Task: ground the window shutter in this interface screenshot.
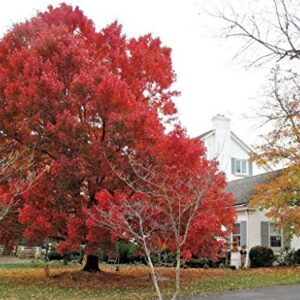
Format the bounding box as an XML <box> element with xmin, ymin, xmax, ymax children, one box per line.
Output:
<box><xmin>261</xmin><ymin>222</ymin><xmax>269</xmax><ymax>247</ymax></box>
<box><xmin>240</xmin><ymin>221</ymin><xmax>247</xmax><ymax>247</ymax></box>
<box><xmin>231</xmin><ymin>158</ymin><xmax>236</xmax><ymax>175</ymax></box>
<box><xmin>248</xmin><ymin>161</ymin><xmax>253</xmax><ymax>176</ymax></box>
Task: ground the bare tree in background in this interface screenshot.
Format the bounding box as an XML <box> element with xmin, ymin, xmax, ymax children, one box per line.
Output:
<box><xmin>0</xmin><ymin>150</ymin><xmax>37</xmax><ymax>222</ymax></box>
<box><xmin>216</xmin><ymin>0</ymin><xmax>300</xmax><ymax>66</ymax></box>
<box><xmin>210</xmin><ymin>0</ymin><xmax>300</xmax><ymax>237</ymax></box>
<box><xmin>209</xmin><ymin>0</ymin><xmax>300</xmax><ymax>164</ymax></box>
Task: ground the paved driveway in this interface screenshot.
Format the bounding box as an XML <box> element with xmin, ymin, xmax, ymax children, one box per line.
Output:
<box><xmin>0</xmin><ymin>256</ymin><xmax>32</xmax><ymax>264</ymax></box>
<box><xmin>181</xmin><ymin>284</ymin><xmax>300</xmax><ymax>300</ymax></box>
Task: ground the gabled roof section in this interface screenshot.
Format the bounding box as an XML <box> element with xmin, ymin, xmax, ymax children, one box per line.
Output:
<box><xmin>226</xmin><ymin>170</ymin><xmax>281</xmax><ymax>206</ymax></box>
<box><xmin>198</xmin><ymin>129</ymin><xmax>214</xmax><ymax>139</ymax></box>
<box><xmin>199</xmin><ymin>129</ymin><xmax>253</xmax><ymax>154</ymax></box>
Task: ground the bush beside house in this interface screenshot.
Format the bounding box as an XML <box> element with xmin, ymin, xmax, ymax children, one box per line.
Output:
<box><xmin>249</xmin><ymin>246</ymin><xmax>274</xmax><ymax>267</ymax></box>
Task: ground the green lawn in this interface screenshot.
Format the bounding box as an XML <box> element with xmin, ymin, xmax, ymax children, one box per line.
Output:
<box><xmin>0</xmin><ymin>260</ymin><xmax>300</xmax><ymax>299</ymax></box>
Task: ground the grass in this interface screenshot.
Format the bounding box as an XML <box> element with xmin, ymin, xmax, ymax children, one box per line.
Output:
<box><xmin>0</xmin><ymin>260</ymin><xmax>300</xmax><ymax>299</ymax></box>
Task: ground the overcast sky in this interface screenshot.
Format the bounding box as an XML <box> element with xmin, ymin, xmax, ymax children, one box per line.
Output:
<box><xmin>0</xmin><ymin>0</ymin><xmax>272</xmax><ymax>146</ymax></box>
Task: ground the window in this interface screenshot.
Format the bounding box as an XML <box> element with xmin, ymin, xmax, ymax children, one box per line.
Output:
<box><xmin>270</xmin><ymin>223</ymin><xmax>282</xmax><ymax>248</ymax></box>
<box><xmin>235</xmin><ymin>159</ymin><xmax>248</xmax><ymax>175</ymax></box>
<box><xmin>231</xmin><ymin>158</ymin><xmax>251</xmax><ymax>176</ymax></box>
<box><xmin>270</xmin><ymin>236</ymin><xmax>281</xmax><ymax>247</ymax></box>
<box><xmin>232</xmin><ymin>223</ymin><xmax>241</xmax><ymax>246</ymax></box>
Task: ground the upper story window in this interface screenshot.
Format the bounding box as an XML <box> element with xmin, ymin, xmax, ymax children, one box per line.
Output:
<box><xmin>231</xmin><ymin>158</ymin><xmax>252</xmax><ymax>176</ymax></box>
<box><xmin>235</xmin><ymin>159</ymin><xmax>248</xmax><ymax>175</ymax></box>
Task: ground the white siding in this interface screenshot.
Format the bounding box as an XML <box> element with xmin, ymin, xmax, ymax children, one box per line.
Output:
<box><xmin>236</xmin><ymin>210</ymin><xmax>248</xmax><ymax>223</ymax></box>
<box><xmin>247</xmin><ymin>210</ymin><xmax>268</xmax><ymax>250</ymax></box>
<box><xmin>291</xmin><ymin>236</ymin><xmax>300</xmax><ymax>250</ymax></box>
<box><xmin>203</xmin><ymin>134</ymin><xmax>215</xmax><ymax>161</ymax></box>
<box><xmin>243</xmin><ymin>209</ymin><xmax>284</xmax><ymax>253</ymax></box>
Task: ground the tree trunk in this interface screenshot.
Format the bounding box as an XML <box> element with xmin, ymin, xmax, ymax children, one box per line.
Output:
<box><xmin>142</xmin><ymin>236</ymin><xmax>163</xmax><ymax>300</ymax></box>
<box><xmin>145</xmin><ymin>250</ymin><xmax>163</xmax><ymax>300</ymax></box>
<box><xmin>82</xmin><ymin>255</ymin><xmax>100</xmax><ymax>272</ymax></box>
<box><xmin>172</xmin><ymin>248</ymin><xmax>181</xmax><ymax>300</ymax></box>
<box><xmin>63</xmin><ymin>254</ymin><xmax>68</xmax><ymax>265</ymax></box>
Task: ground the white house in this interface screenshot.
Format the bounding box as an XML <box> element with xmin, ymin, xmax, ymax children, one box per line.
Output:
<box><xmin>200</xmin><ymin>115</ymin><xmax>300</xmax><ymax>267</ymax></box>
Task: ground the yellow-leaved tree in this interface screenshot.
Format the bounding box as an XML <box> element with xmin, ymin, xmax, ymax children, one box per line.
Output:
<box><xmin>250</xmin><ymin>74</ymin><xmax>300</xmax><ymax>237</ymax></box>
<box><xmin>212</xmin><ymin>0</ymin><xmax>300</xmax><ymax>238</ymax></box>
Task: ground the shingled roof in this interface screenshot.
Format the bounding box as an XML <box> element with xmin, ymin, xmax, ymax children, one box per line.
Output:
<box><xmin>226</xmin><ymin>170</ymin><xmax>281</xmax><ymax>206</ymax></box>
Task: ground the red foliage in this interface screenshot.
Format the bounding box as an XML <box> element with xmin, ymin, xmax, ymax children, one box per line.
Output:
<box><xmin>0</xmin><ymin>4</ymin><xmax>177</xmax><ymax>252</ymax></box>
<box><xmin>87</xmin><ymin>129</ymin><xmax>236</xmax><ymax>261</ymax></box>
<box><xmin>0</xmin><ymin>3</ymin><xmax>235</xmax><ymax>259</ymax></box>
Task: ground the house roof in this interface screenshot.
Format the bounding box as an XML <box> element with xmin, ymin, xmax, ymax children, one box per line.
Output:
<box><xmin>198</xmin><ymin>130</ymin><xmax>214</xmax><ymax>139</ymax></box>
<box><xmin>226</xmin><ymin>170</ymin><xmax>281</xmax><ymax>206</ymax></box>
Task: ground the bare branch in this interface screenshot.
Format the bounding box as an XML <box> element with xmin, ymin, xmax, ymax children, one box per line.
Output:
<box><xmin>0</xmin><ymin>149</ymin><xmax>41</xmax><ymax>222</ymax></box>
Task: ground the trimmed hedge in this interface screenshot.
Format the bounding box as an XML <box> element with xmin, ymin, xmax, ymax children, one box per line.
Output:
<box><xmin>294</xmin><ymin>248</ymin><xmax>300</xmax><ymax>264</ymax></box>
<box><xmin>249</xmin><ymin>246</ymin><xmax>274</xmax><ymax>268</ymax></box>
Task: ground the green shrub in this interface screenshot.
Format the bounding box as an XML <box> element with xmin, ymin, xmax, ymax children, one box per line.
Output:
<box><xmin>97</xmin><ymin>241</ymin><xmax>141</xmax><ymax>264</ymax></box>
<box><xmin>294</xmin><ymin>249</ymin><xmax>300</xmax><ymax>264</ymax></box>
<box><xmin>64</xmin><ymin>250</ymin><xmax>82</xmax><ymax>262</ymax></box>
<box><xmin>48</xmin><ymin>250</ymin><xmax>63</xmax><ymax>261</ymax></box>
<box><xmin>117</xmin><ymin>241</ymin><xmax>139</xmax><ymax>264</ymax></box>
<box><xmin>150</xmin><ymin>249</ymin><xmax>176</xmax><ymax>267</ymax></box>
<box><xmin>249</xmin><ymin>246</ymin><xmax>274</xmax><ymax>268</ymax></box>
<box><xmin>48</xmin><ymin>249</ymin><xmax>82</xmax><ymax>263</ymax></box>
<box><xmin>275</xmin><ymin>249</ymin><xmax>297</xmax><ymax>266</ymax></box>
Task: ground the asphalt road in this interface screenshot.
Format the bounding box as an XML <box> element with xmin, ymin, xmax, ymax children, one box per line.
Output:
<box><xmin>181</xmin><ymin>284</ymin><xmax>300</xmax><ymax>300</ymax></box>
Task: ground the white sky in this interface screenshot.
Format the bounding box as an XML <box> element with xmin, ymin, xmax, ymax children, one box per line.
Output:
<box><xmin>0</xmin><ymin>0</ymin><xmax>271</xmax><ymax>146</ymax></box>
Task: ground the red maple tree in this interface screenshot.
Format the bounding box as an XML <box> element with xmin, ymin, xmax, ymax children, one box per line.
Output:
<box><xmin>0</xmin><ymin>3</ymin><xmax>235</xmax><ymax>277</ymax></box>
<box><xmin>0</xmin><ymin>3</ymin><xmax>177</xmax><ymax>270</ymax></box>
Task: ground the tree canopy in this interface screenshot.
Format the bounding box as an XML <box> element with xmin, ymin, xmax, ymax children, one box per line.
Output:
<box><xmin>0</xmin><ymin>3</ymin><xmax>235</xmax><ymax>275</ymax></box>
